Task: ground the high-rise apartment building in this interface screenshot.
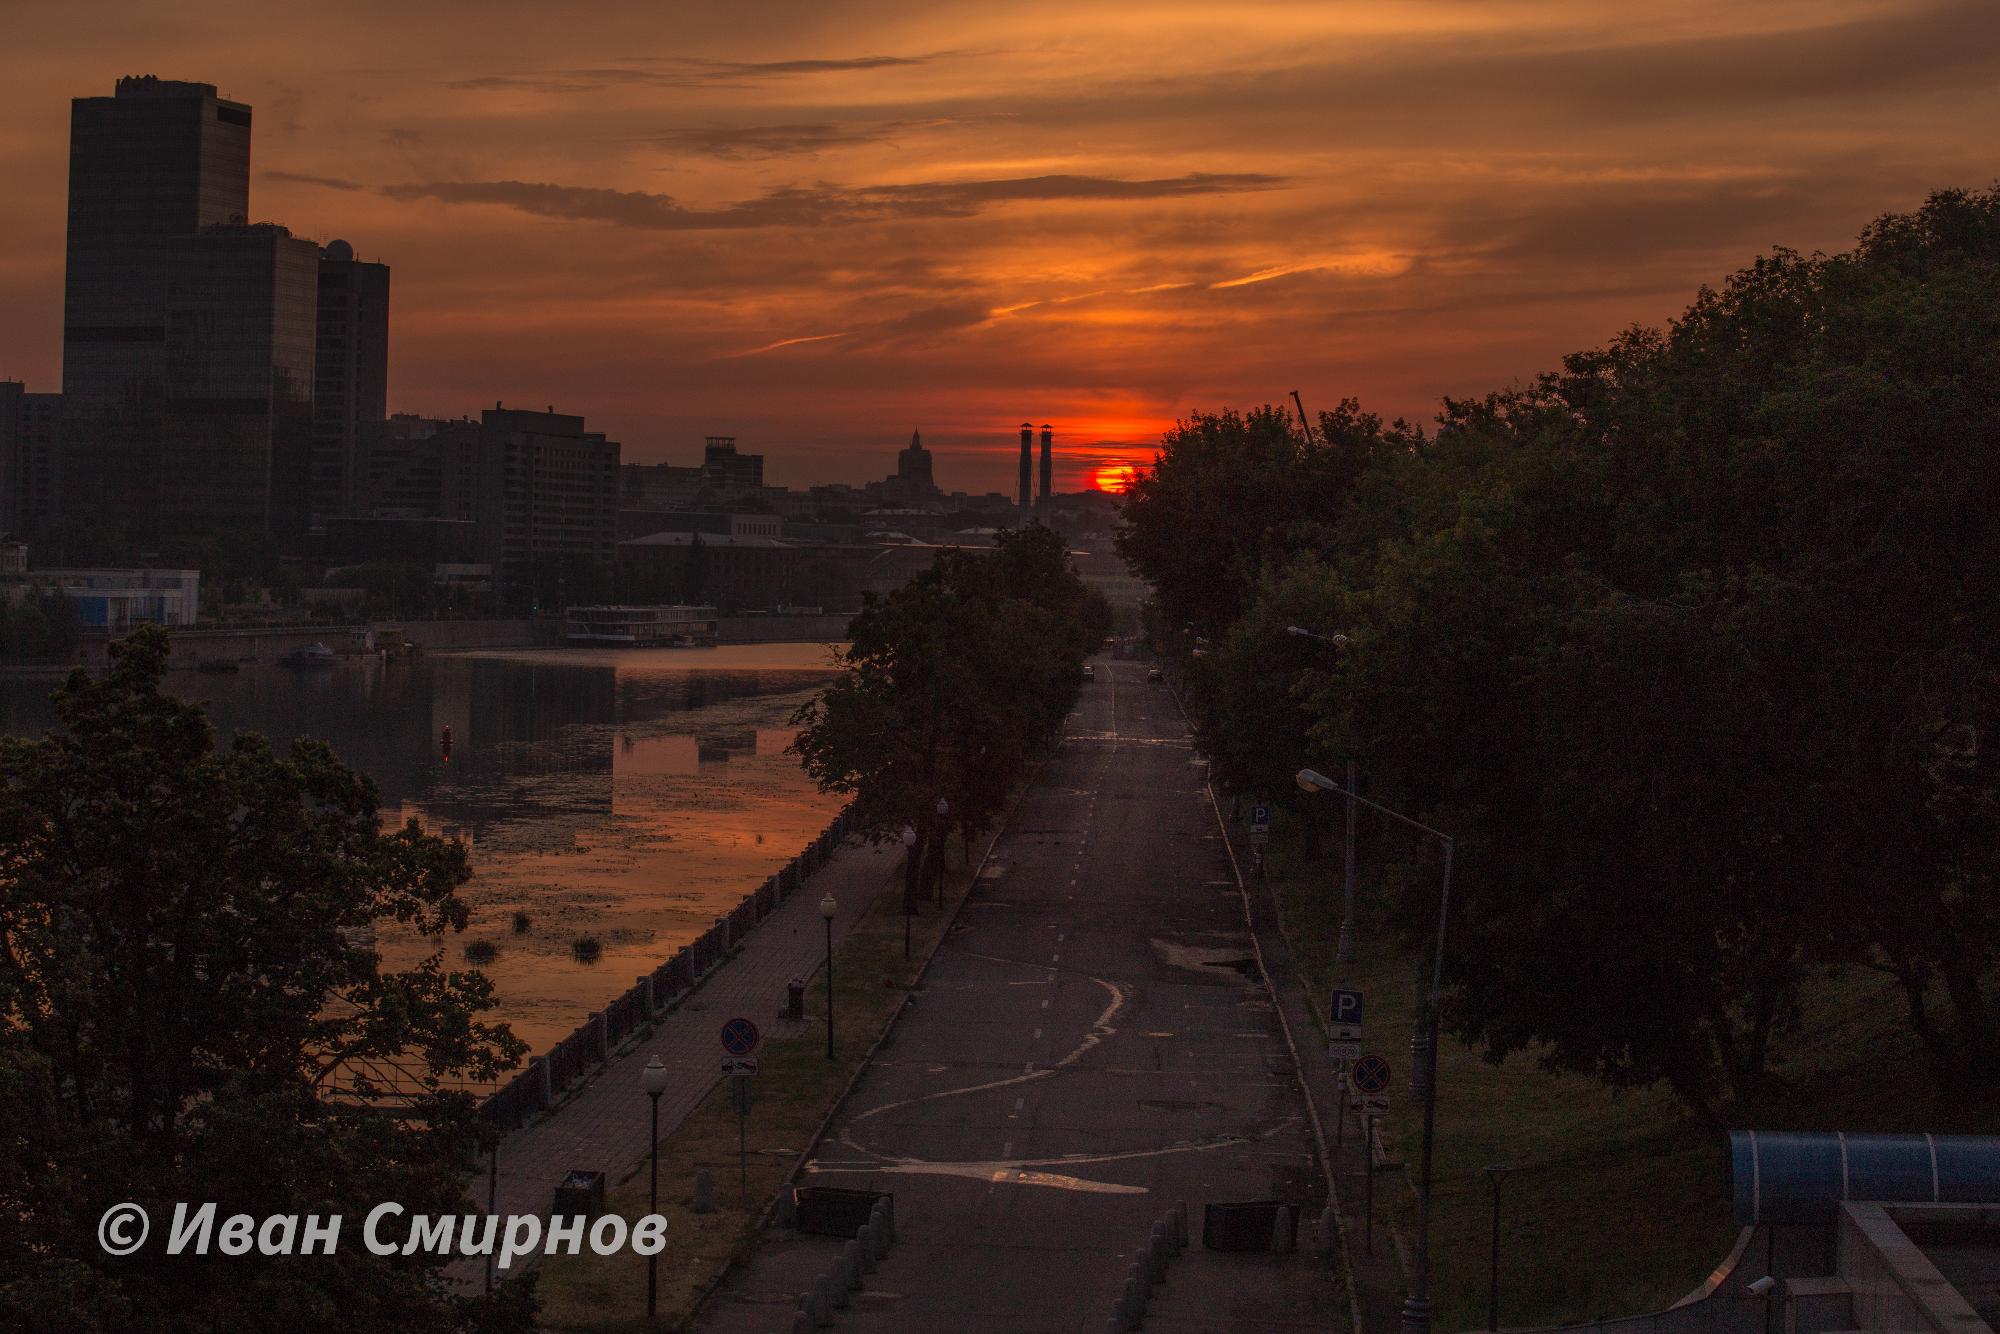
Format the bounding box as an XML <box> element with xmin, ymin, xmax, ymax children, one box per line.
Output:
<box><xmin>61</xmin><ymin>77</ymin><xmax>251</xmax><ymax>542</ymax></box>
<box><xmin>0</xmin><ymin>384</ymin><xmax>62</xmax><ymax>536</ymax></box>
<box><xmin>701</xmin><ymin>437</ymin><xmax>763</xmax><ymax>492</ymax></box>
<box><xmin>311</xmin><ymin>239</ymin><xmax>390</xmax><ymax>526</ymax></box>
<box><xmin>474</xmin><ymin>407</ymin><xmax>620</xmax><ymax>603</ymax></box>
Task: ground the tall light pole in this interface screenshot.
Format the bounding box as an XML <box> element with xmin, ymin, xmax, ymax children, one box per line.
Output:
<box><xmin>820</xmin><ymin>892</ymin><xmax>838</xmax><ymax>1059</ymax></box>
<box><xmin>932</xmin><ymin>796</ymin><xmax>950</xmax><ymax>904</ymax></box>
<box><xmin>1483</xmin><ymin>1164</ymin><xmax>1515</xmax><ymax>1332</ymax></box>
<box><xmin>640</xmin><ymin>1054</ymin><xmax>670</xmax><ymax>1320</ymax></box>
<box><xmin>1297</xmin><ymin>767</ymin><xmax>1453</xmax><ymax>1334</ymax></box>
<box><xmin>1286</xmin><ymin>627</ymin><xmax>1358</xmax><ymax>964</ymax></box>
<box><xmin>900</xmin><ymin>824</ymin><xmax>918</xmax><ymax>960</ymax></box>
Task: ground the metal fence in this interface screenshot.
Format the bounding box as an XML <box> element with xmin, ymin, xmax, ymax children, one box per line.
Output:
<box><xmin>479</xmin><ymin>807</ymin><xmax>854</xmax><ymax>1131</ymax></box>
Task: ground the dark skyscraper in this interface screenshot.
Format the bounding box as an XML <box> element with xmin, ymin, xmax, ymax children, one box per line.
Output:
<box><xmin>61</xmin><ymin>77</ymin><xmax>251</xmax><ymax>541</ymax></box>
<box><xmin>312</xmin><ymin>238</ymin><xmax>390</xmax><ymax>524</ymax></box>
<box><xmin>1038</xmin><ymin>423</ymin><xmax>1053</xmax><ymax>507</ymax></box>
<box><xmin>896</xmin><ymin>429</ymin><xmax>934</xmax><ymax>490</ymax></box>
<box><xmin>1018</xmin><ymin>421</ymin><xmax>1033</xmax><ymax>510</ymax></box>
<box><xmin>160</xmin><ymin>223</ymin><xmax>319</xmax><ymax>540</ymax></box>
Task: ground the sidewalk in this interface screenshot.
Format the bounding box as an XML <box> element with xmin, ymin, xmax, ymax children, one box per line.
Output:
<box><xmin>451</xmin><ymin>836</ymin><xmax>901</xmax><ymax>1287</ymax></box>
<box><xmin>1224</xmin><ymin>816</ymin><xmax>1411</xmax><ymax>1334</ymax></box>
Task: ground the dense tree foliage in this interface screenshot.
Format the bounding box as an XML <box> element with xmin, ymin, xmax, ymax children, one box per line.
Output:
<box><xmin>0</xmin><ymin>626</ymin><xmax>533</xmax><ymax>1330</ymax></box>
<box><xmin>0</xmin><ymin>591</ymin><xmax>81</xmax><ymax>663</ymax></box>
<box><xmin>1119</xmin><ymin>187</ymin><xmax>2000</xmax><ymax>1125</ymax></box>
<box><xmin>792</xmin><ymin>524</ymin><xmax>1111</xmax><ymax>893</ymax></box>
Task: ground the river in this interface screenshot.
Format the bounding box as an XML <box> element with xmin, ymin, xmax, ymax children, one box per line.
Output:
<box><xmin>0</xmin><ymin>643</ymin><xmax>848</xmax><ymax>1056</ymax></box>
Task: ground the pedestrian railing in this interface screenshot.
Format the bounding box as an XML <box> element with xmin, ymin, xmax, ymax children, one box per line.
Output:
<box><xmin>479</xmin><ymin>806</ymin><xmax>856</xmax><ymax>1131</ymax></box>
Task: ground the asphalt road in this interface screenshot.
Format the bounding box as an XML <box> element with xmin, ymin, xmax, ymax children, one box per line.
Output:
<box><xmin>700</xmin><ymin>658</ymin><xmax>1335</xmax><ymax>1332</ymax></box>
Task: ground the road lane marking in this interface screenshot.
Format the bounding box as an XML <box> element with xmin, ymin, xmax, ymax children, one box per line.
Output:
<box><xmin>846</xmin><ymin>976</ymin><xmax>1126</xmax><ymax>1126</ymax></box>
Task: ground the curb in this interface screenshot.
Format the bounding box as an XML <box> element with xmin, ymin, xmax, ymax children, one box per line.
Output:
<box><xmin>682</xmin><ymin>746</ymin><xmax>1054</xmax><ymax>1328</ymax></box>
<box><xmin>1208</xmin><ymin>782</ymin><xmax>1371</xmax><ymax>1334</ymax></box>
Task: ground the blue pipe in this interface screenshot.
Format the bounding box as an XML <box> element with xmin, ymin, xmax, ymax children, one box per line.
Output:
<box><xmin>1730</xmin><ymin>1131</ymin><xmax>2000</xmax><ymax>1225</ymax></box>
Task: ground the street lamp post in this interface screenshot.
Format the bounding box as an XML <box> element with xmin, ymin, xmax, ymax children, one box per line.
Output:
<box><xmin>1297</xmin><ymin>767</ymin><xmax>1454</xmax><ymax>1334</ymax></box>
<box><xmin>1483</xmin><ymin>1164</ymin><xmax>1515</xmax><ymax>1332</ymax></box>
<box><xmin>900</xmin><ymin>824</ymin><xmax>918</xmax><ymax>960</ymax></box>
<box><xmin>1339</xmin><ymin>757</ymin><xmax>1358</xmax><ymax>964</ymax></box>
<box><xmin>640</xmin><ymin>1055</ymin><xmax>670</xmax><ymax>1320</ymax></box>
<box><xmin>820</xmin><ymin>892</ymin><xmax>838</xmax><ymax>1059</ymax></box>
<box><xmin>1285</xmin><ymin>627</ymin><xmax>1358</xmax><ymax>964</ymax></box>
<box><xmin>932</xmin><ymin>797</ymin><xmax>950</xmax><ymax>904</ymax></box>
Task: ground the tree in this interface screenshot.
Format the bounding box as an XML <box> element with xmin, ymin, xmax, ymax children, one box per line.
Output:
<box><xmin>1127</xmin><ymin>185</ymin><xmax>2000</xmax><ymax>1119</ymax></box>
<box><xmin>0</xmin><ymin>626</ymin><xmax>532</xmax><ymax>1330</ymax></box>
<box><xmin>791</xmin><ymin>524</ymin><xmax>1105</xmax><ymax>902</ymax></box>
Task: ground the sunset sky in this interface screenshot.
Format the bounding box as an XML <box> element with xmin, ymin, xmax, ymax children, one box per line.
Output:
<box><xmin>3</xmin><ymin>1</ymin><xmax>1997</xmax><ymax>492</ymax></box>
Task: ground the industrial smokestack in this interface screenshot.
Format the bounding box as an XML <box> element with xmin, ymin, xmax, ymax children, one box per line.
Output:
<box><xmin>1038</xmin><ymin>424</ymin><xmax>1053</xmax><ymax>507</ymax></box>
<box><xmin>1019</xmin><ymin>422</ymin><xmax>1034</xmax><ymax>510</ymax></box>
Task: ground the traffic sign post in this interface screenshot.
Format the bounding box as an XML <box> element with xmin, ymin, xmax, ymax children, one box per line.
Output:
<box><xmin>1330</xmin><ymin>990</ymin><xmax>1365</xmax><ymax>1041</ymax></box>
<box><xmin>731</xmin><ymin>1074</ymin><xmax>753</xmax><ymax>1199</ymax></box>
<box><xmin>1364</xmin><ymin>1113</ymin><xmax>1376</xmax><ymax>1256</ymax></box>
<box><xmin>720</xmin><ymin>1016</ymin><xmax>761</xmax><ymax>1058</ymax></box>
<box><xmin>1351</xmin><ymin>1053</ymin><xmax>1390</xmax><ymax>1095</ymax></box>
<box><xmin>1250</xmin><ymin>804</ymin><xmax>1271</xmax><ymax>835</ymax></box>
<box><xmin>719</xmin><ymin>1018</ymin><xmax>761</xmax><ymax>1202</ymax></box>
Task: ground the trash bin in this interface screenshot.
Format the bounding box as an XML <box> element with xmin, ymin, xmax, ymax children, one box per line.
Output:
<box><xmin>1202</xmin><ymin>1201</ymin><xmax>1300</xmax><ymax>1252</ymax></box>
<box><xmin>554</xmin><ymin>1169</ymin><xmax>606</xmax><ymax>1221</ymax></box>
<box><xmin>786</xmin><ymin>977</ymin><xmax>806</xmax><ymax>1021</ymax></box>
<box><xmin>794</xmin><ymin>1186</ymin><xmax>891</xmax><ymax>1237</ymax></box>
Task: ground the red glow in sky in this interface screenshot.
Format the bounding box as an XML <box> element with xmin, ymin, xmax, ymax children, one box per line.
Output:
<box><xmin>3</xmin><ymin>1</ymin><xmax>1996</xmax><ymax>492</ymax></box>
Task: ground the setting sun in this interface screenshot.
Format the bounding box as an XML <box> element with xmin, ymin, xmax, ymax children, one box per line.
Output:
<box><xmin>1092</xmin><ymin>464</ymin><xmax>1140</xmax><ymax>493</ymax></box>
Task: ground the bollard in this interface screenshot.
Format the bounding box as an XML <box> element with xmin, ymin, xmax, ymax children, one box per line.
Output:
<box><xmin>870</xmin><ymin>1201</ymin><xmax>892</xmax><ymax>1253</ymax></box>
<box><xmin>1121</xmin><ymin>1273</ymin><xmax>1145</xmax><ymax>1330</ymax></box>
<box><xmin>693</xmin><ymin>1166</ymin><xmax>714</xmax><ymax>1215</ymax></box>
<box><xmin>1270</xmin><ymin>1204</ymin><xmax>1296</xmax><ymax>1254</ymax></box>
<box><xmin>792</xmin><ymin>1309</ymin><xmax>812</xmax><ymax>1334</ymax></box>
<box><xmin>812</xmin><ymin>1274</ymin><xmax>836</xmax><ymax>1324</ymax></box>
<box><xmin>857</xmin><ymin>1222</ymin><xmax>878</xmax><ymax>1273</ymax></box>
<box><xmin>843</xmin><ymin>1240</ymin><xmax>864</xmax><ymax>1290</ymax></box>
<box><xmin>828</xmin><ymin>1264</ymin><xmax>851</xmax><ymax>1310</ymax></box>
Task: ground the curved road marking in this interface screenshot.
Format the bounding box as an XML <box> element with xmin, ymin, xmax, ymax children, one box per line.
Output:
<box><xmin>847</xmin><ymin>973</ymin><xmax>1126</xmax><ymax>1126</ymax></box>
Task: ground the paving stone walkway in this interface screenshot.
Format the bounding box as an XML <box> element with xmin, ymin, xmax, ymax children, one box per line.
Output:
<box><xmin>450</xmin><ymin>837</ymin><xmax>901</xmax><ymax>1287</ymax></box>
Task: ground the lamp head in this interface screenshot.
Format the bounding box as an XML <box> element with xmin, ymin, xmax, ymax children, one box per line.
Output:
<box><xmin>900</xmin><ymin>824</ymin><xmax>917</xmax><ymax>847</ymax></box>
<box><xmin>1296</xmin><ymin>768</ymin><xmax>1332</xmax><ymax>794</ymax></box>
<box><xmin>819</xmin><ymin>892</ymin><xmax>837</xmax><ymax>920</ymax></box>
<box><xmin>641</xmin><ymin>1053</ymin><xmax>670</xmax><ymax>1097</ymax></box>
<box><xmin>935</xmin><ymin>797</ymin><xmax>949</xmax><ymax>816</ymax></box>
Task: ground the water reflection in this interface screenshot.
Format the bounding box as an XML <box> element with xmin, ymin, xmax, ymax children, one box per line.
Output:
<box><xmin>0</xmin><ymin>642</ymin><xmax>847</xmax><ymax>1054</ymax></box>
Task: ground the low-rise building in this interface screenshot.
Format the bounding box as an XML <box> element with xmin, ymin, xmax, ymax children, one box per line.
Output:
<box><xmin>20</xmin><ymin>567</ymin><xmax>200</xmax><ymax>632</ymax></box>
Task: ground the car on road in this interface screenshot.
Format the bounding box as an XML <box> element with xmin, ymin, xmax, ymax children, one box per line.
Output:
<box><xmin>1082</xmin><ymin>664</ymin><xmax>1095</xmax><ymax>681</ymax></box>
<box><xmin>1147</xmin><ymin>668</ymin><xmax>1163</xmax><ymax>685</ymax></box>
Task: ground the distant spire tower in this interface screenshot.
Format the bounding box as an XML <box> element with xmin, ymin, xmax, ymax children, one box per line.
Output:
<box><xmin>1038</xmin><ymin>424</ymin><xmax>1053</xmax><ymax>508</ymax></box>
